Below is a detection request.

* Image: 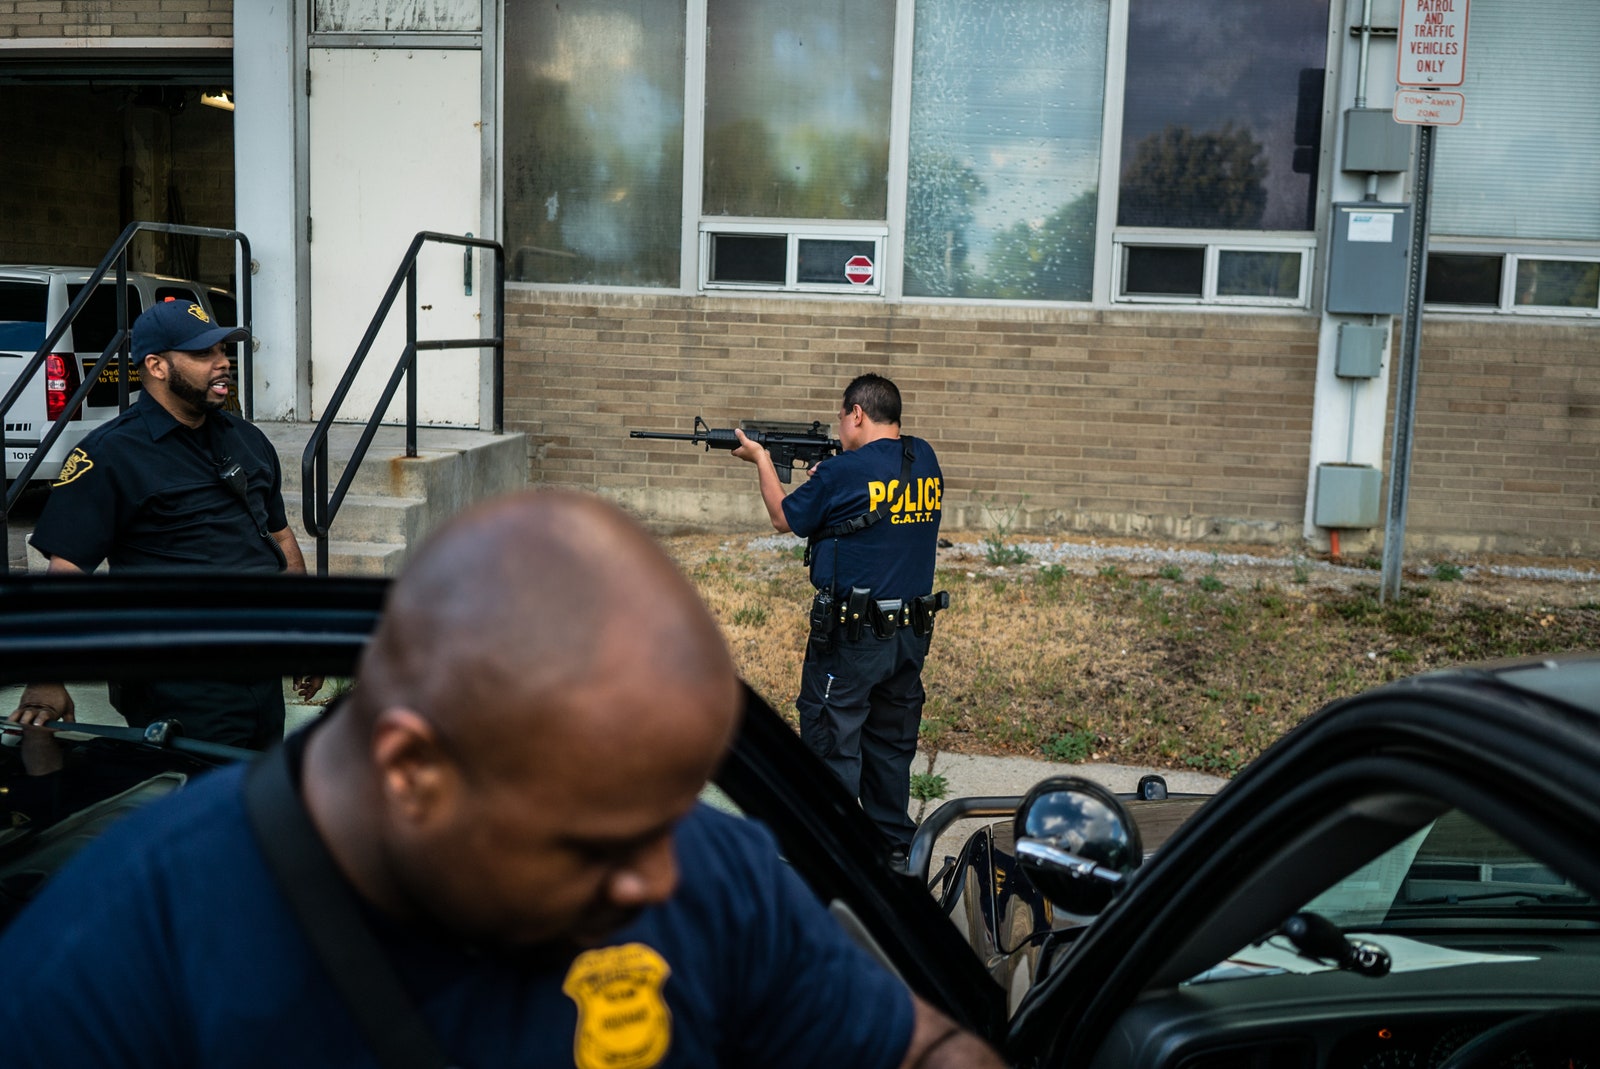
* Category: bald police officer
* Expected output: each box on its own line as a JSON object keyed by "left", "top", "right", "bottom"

{"left": 9, "top": 297, "right": 316, "bottom": 748}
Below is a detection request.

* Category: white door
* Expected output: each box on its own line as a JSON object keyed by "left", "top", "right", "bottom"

{"left": 308, "top": 47, "right": 482, "bottom": 426}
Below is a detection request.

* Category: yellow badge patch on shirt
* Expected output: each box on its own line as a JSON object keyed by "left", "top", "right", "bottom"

{"left": 52, "top": 447, "right": 94, "bottom": 486}
{"left": 563, "top": 943, "right": 672, "bottom": 1069}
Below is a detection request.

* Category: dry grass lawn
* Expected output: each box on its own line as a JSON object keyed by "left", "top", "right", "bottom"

{"left": 661, "top": 529, "right": 1600, "bottom": 779}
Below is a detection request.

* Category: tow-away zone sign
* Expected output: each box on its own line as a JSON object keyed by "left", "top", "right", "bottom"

{"left": 1394, "top": 89, "right": 1464, "bottom": 126}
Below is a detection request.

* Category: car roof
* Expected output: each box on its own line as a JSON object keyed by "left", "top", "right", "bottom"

{"left": 0, "top": 265, "right": 214, "bottom": 288}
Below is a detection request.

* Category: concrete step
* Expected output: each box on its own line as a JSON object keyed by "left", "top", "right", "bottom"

{"left": 265, "top": 422, "right": 529, "bottom": 576}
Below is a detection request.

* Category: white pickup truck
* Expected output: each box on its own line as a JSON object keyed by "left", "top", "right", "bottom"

{"left": 0, "top": 266, "right": 238, "bottom": 484}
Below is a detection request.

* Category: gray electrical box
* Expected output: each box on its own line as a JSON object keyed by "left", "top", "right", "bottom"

{"left": 1343, "top": 108, "right": 1412, "bottom": 173}
{"left": 1314, "top": 463, "right": 1383, "bottom": 528}
{"left": 1326, "top": 203, "right": 1412, "bottom": 315}
{"left": 1336, "top": 323, "right": 1386, "bottom": 378}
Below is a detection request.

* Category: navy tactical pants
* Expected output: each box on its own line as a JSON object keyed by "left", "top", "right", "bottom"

{"left": 796, "top": 626, "right": 930, "bottom": 851}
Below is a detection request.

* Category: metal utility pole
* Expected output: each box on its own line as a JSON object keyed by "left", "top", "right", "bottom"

{"left": 1380, "top": 122, "right": 1434, "bottom": 604}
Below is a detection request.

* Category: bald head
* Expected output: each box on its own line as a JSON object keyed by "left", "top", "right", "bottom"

{"left": 309, "top": 490, "right": 743, "bottom": 947}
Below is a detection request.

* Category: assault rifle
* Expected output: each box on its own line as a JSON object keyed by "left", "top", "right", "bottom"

{"left": 629, "top": 417, "right": 841, "bottom": 483}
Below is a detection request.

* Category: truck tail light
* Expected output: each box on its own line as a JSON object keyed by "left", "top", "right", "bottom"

{"left": 45, "top": 353, "right": 83, "bottom": 422}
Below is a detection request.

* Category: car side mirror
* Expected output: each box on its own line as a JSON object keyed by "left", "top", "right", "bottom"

{"left": 1013, "top": 775, "right": 1143, "bottom": 915}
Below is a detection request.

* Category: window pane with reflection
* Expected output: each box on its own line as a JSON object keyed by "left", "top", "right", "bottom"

{"left": 1515, "top": 260, "right": 1600, "bottom": 310}
{"left": 503, "top": 0, "right": 686, "bottom": 286}
{"left": 702, "top": 0, "right": 893, "bottom": 220}
{"left": 904, "top": 0, "right": 1108, "bottom": 301}
{"left": 1119, "top": 0, "right": 1328, "bottom": 231}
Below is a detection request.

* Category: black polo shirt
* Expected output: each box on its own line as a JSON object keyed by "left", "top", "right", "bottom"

{"left": 31, "top": 393, "right": 288, "bottom": 574}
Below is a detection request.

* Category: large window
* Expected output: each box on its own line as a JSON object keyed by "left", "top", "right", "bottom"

{"left": 1423, "top": 0, "right": 1600, "bottom": 316}
{"left": 1431, "top": 0, "right": 1600, "bottom": 243}
{"left": 503, "top": 0, "right": 687, "bottom": 286}
{"left": 1119, "top": 0, "right": 1328, "bottom": 232}
{"left": 701, "top": 0, "right": 893, "bottom": 221}
{"left": 903, "top": 0, "right": 1109, "bottom": 301}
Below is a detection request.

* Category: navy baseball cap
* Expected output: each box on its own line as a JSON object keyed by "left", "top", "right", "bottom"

{"left": 131, "top": 297, "right": 248, "bottom": 360}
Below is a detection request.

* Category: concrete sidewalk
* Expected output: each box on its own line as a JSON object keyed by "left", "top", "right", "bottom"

{"left": 908, "top": 747, "right": 1229, "bottom": 865}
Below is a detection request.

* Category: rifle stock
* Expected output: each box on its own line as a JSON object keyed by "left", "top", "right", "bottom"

{"left": 629, "top": 416, "right": 841, "bottom": 483}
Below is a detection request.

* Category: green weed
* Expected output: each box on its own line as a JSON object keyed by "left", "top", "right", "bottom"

{"left": 1043, "top": 729, "right": 1098, "bottom": 762}
{"left": 909, "top": 772, "right": 950, "bottom": 802}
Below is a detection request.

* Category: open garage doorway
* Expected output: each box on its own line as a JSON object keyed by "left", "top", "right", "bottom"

{"left": 0, "top": 55, "right": 238, "bottom": 290}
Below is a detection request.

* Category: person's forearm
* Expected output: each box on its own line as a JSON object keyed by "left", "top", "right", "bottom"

{"left": 900, "top": 997, "right": 1008, "bottom": 1068}
{"left": 754, "top": 456, "right": 792, "bottom": 533}
{"left": 272, "top": 527, "right": 308, "bottom": 574}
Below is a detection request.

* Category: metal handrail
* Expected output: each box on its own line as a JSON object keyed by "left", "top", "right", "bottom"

{"left": 300, "top": 231, "right": 504, "bottom": 576}
{"left": 1, "top": 222, "right": 252, "bottom": 574}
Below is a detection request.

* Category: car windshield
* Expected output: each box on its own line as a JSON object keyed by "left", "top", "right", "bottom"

{"left": 1304, "top": 809, "right": 1596, "bottom": 927}
{"left": 1186, "top": 808, "right": 1599, "bottom": 985}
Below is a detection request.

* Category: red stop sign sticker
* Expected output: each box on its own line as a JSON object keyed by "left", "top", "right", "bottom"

{"left": 844, "top": 255, "right": 874, "bottom": 285}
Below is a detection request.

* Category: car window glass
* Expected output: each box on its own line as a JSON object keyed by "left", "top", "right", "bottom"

{"left": 1303, "top": 809, "right": 1593, "bottom": 927}
{"left": 0, "top": 281, "right": 47, "bottom": 350}
{"left": 208, "top": 291, "right": 238, "bottom": 327}
{"left": 153, "top": 286, "right": 200, "bottom": 306}
{"left": 65, "top": 285, "right": 145, "bottom": 355}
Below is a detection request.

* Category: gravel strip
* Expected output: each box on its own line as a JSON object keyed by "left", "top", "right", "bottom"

{"left": 745, "top": 534, "right": 1600, "bottom": 585}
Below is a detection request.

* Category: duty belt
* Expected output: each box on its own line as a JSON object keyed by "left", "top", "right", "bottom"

{"left": 837, "top": 588, "right": 949, "bottom": 640}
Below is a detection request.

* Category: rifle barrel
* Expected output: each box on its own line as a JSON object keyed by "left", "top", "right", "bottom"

{"left": 629, "top": 430, "right": 703, "bottom": 441}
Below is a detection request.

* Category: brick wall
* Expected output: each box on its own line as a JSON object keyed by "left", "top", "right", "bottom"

{"left": 0, "top": 0, "right": 232, "bottom": 38}
{"left": 0, "top": 86, "right": 235, "bottom": 287}
{"left": 1390, "top": 318, "right": 1600, "bottom": 556}
{"left": 506, "top": 292, "right": 1322, "bottom": 544}
{"left": 0, "top": 87, "right": 122, "bottom": 265}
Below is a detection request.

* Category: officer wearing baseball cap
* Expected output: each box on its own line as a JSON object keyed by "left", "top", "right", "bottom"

{"left": 9, "top": 297, "right": 319, "bottom": 750}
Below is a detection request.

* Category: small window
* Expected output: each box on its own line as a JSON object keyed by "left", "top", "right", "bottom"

{"left": 701, "top": 225, "right": 886, "bottom": 294}
{"left": 208, "top": 290, "right": 239, "bottom": 327}
{"left": 1217, "top": 250, "right": 1301, "bottom": 299}
{"left": 1117, "top": 240, "right": 1309, "bottom": 305}
{"left": 1123, "top": 246, "right": 1204, "bottom": 297}
{"left": 1514, "top": 258, "right": 1600, "bottom": 310}
{"left": 709, "top": 234, "right": 787, "bottom": 285}
{"left": 1425, "top": 253, "right": 1502, "bottom": 306}
{"left": 153, "top": 285, "right": 201, "bottom": 307}
{"left": 796, "top": 239, "right": 878, "bottom": 286}
{"left": 0, "top": 282, "right": 47, "bottom": 351}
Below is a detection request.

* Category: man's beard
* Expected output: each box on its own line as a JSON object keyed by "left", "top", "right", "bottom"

{"left": 166, "top": 362, "right": 226, "bottom": 411}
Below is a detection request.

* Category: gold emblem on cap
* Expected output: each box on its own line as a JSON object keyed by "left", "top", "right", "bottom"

{"left": 185, "top": 303, "right": 211, "bottom": 324}
{"left": 563, "top": 943, "right": 673, "bottom": 1069}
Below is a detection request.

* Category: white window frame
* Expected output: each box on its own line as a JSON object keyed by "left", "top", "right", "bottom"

{"left": 1421, "top": 242, "right": 1600, "bottom": 318}
{"left": 698, "top": 221, "right": 889, "bottom": 296}
{"left": 1112, "top": 231, "right": 1315, "bottom": 308}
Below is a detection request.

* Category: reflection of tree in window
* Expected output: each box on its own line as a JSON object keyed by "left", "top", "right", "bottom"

{"left": 701, "top": 0, "right": 893, "bottom": 221}
{"left": 903, "top": 0, "right": 1107, "bottom": 301}
{"left": 902, "top": 152, "right": 984, "bottom": 297}
{"left": 1120, "top": 124, "right": 1267, "bottom": 231}
{"left": 1119, "top": 0, "right": 1327, "bottom": 232}
{"left": 502, "top": 0, "right": 687, "bottom": 287}
{"left": 980, "top": 192, "right": 1098, "bottom": 301}
{"left": 702, "top": 121, "right": 889, "bottom": 220}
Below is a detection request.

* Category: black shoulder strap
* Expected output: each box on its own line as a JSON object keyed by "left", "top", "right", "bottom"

{"left": 207, "top": 415, "right": 289, "bottom": 571}
{"left": 806, "top": 436, "right": 917, "bottom": 570}
{"left": 243, "top": 746, "right": 456, "bottom": 1069}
